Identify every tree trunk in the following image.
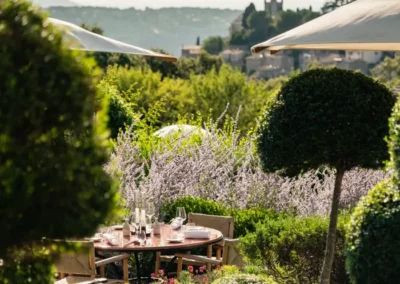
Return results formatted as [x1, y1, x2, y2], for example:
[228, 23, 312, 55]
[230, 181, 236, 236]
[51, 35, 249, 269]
[319, 168, 345, 284]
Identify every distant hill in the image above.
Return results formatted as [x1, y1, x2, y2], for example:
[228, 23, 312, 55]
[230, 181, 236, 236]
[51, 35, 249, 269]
[31, 0, 78, 7]
[47, 7, 241, 56]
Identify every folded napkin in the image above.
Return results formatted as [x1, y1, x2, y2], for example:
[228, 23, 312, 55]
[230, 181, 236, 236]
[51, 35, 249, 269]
[184, 229, 210, 239]
[103, 233, 120, 246]
[185, 226, 204, 231]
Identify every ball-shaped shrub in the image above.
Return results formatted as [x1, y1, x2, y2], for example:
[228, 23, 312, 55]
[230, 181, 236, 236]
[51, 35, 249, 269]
[346, 99, 400, 284]
[212, 274, 277, 284]
[257, 68, 395, 283]
[387, 97, 400, 179]
[0, 0, 117, 253]
[346, 179, 400, 284]
[108, 92, 135, 138]
[257, 68, 395, 176]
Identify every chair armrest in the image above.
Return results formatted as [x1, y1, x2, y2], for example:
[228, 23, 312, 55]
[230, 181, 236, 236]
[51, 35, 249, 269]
[175, 254, 222, 265]
[95, 253, 130, 267]
[224, 238, 240, 246]
[213, 237, 239, 249]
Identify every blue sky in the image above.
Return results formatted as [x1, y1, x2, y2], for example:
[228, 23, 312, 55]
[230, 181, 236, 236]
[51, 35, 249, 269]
[75, 0, 325, 12]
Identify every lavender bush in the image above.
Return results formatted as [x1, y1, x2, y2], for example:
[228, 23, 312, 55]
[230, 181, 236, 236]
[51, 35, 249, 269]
[106, 113, 387, 216]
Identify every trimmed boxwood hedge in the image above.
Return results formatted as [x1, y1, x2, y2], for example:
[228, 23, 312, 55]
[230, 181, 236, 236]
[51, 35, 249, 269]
[346, 98, 400, 284]
[0, 0, 117, 282]
[257, 68, 395, 176]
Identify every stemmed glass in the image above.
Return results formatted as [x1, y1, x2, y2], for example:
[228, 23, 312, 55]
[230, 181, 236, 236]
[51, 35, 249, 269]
[146, 203, 156, 225]
[132, 210, 140, 232]
[176, 207, 187, 237]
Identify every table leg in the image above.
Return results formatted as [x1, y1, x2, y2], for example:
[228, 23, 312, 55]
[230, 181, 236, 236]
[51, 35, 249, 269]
[134, 252, 141, 284]
[155, 252, 161, 276]
[123, 258, 129, 283]
[177, 256, 183, 277]
[99, 266, 105, 277]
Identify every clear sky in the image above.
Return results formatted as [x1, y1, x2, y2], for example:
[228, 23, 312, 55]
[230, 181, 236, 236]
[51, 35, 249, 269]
[75, 0, 325, 12]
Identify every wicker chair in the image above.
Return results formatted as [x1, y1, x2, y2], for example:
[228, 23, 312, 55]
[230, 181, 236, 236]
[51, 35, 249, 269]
[54, 241, 130, 284]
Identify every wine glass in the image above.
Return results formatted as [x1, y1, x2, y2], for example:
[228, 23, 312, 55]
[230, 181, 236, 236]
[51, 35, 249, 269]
[175, 207, 187, 237]
[176, 207, 187, 224]
[146, 203, 156, 224]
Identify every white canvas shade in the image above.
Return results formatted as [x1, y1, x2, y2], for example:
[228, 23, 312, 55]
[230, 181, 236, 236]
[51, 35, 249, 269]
[252, 0, 400, 54]
[48, 18, 177, 62]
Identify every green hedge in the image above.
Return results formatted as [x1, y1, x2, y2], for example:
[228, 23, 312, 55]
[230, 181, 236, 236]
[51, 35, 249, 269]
[160, 197, 227, 223]
[159, 197, 284, 238]
[240, 214, 350, 284]
[228, 208, 284, 238]
[212, 274, 277, 284]
[257, 68, 395, 177]
[345, 179, 400, 284]
[160, 197, 351, 284]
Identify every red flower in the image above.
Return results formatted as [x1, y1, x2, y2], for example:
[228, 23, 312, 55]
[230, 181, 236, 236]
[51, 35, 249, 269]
[159, 269, 164, 276]
[169, 278, 175, 284]
[151, 273, 156, 277]
[203, 277, 209, 283]
[188, 265, 194, 272]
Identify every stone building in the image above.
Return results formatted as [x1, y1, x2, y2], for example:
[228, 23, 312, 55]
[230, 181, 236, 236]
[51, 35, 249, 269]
[181, 45, 201, 58]
[220, 49, 247, 70]
[246, 52, 294, 79]
[345, 51, 383, 65]
[264, 0, 283, 17]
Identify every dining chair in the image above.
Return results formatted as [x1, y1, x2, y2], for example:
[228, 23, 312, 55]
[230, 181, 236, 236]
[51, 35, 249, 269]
[54, 241, 130, 284]
[175, 238, 244, 276]
[159, 213, 234, 273]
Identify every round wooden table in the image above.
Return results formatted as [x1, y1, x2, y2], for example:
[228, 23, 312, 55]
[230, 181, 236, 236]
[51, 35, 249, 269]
[94, 224, 223, 283]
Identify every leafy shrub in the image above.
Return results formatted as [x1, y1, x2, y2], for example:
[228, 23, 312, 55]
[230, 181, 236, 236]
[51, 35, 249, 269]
[228, 208, 284, 238]
[159, 197, 227, 223]
[345, 179, 400, 284]
[257, 68, 395, 177]
[256, 68, 395, 282]
[108, 93, 136, 138]
[0, 0, 117, 282]
[0, 246, 55, 284]
[159, 197, 286, 238]
[98, 77, 136, 139]
[174, 265, 277, 284]
[212, 274, 277, 284]
[107, 63, 277, 132]
[240, 214, 350, 284]
[346, 92, 400, 284]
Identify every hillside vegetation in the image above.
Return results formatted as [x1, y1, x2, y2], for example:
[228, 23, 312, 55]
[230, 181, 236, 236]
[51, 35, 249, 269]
[31, 0, 77, 7]
[47, 7, 241, 55]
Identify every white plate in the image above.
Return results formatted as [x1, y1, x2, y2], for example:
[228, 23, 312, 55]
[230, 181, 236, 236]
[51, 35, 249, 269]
[167, 238, 184, 243]
[112, 225, 123, 230]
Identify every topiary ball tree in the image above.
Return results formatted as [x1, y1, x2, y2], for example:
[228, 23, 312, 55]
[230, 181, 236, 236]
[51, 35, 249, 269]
[346, 98, 400, 284]
[345, 179, 400, 284]
[257, 68, 395, 284]
[0, 0, 117, 255]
